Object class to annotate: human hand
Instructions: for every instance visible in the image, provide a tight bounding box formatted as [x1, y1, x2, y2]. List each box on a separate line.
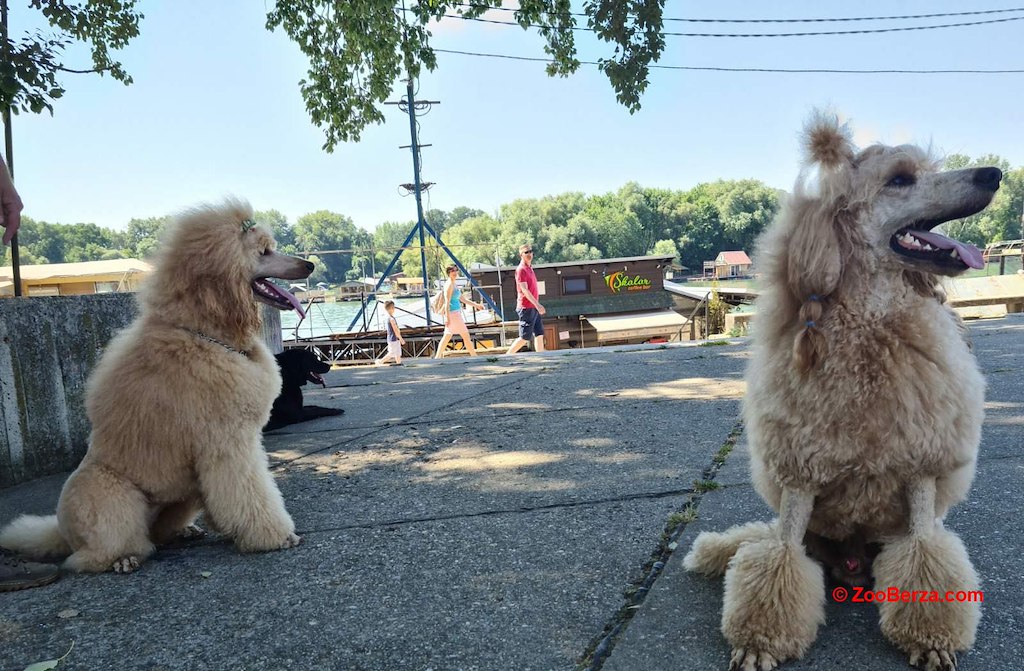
[0, 161, 23, 245]
[400, 338, 406, 345]
[538, 305, 546, 315]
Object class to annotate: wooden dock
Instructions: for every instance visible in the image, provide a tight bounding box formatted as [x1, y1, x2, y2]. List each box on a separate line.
[283, 321, 519, 364]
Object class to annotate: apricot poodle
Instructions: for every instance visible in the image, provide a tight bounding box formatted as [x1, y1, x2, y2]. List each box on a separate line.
[1, 200, 312, 573]
[684, 112, 999, 671]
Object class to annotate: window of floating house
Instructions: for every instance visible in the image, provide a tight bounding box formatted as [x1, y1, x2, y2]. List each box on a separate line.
[562, 276, 590, 295]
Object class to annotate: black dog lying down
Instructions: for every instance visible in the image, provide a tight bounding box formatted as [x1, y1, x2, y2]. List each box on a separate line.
[264, 349, 344, 431]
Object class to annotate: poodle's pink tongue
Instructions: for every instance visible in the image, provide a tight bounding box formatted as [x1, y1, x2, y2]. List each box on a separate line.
[283, 290, 306, 318]
[257, 280, 306, 318]
[911, 230, 985, 269]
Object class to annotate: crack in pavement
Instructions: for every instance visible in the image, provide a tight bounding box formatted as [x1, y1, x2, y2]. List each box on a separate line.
[580, 418, 746, 671]
[156, 486, 700, 555]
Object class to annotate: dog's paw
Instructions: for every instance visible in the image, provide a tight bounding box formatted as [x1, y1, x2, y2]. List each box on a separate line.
[729, 647, 779, 671]
[909, 648, 957, 671]
[280, 533, 301, 549]
[112, 556, 140, 574]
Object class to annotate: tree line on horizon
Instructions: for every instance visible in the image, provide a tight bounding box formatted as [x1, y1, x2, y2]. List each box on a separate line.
[5, 156, 1022, 285]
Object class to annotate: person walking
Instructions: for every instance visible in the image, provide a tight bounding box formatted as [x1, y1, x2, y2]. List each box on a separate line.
[505, 244, 545, 355]
[376, 301, 406, 365]
[434, 265, 485, 359]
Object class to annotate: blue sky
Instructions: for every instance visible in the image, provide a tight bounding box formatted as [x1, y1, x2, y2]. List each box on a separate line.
[7, 1, 1024, 232]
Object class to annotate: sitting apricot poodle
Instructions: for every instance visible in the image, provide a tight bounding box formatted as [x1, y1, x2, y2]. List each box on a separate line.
[0, 200, 312, 573]
[684, 112, 999, 671]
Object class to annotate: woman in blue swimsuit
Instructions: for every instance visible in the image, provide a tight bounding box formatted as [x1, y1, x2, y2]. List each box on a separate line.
[435, 265, 485, 359]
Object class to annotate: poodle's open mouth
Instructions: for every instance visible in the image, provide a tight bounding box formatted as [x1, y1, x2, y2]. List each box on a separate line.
[306, 370, 326, 387]
[889, 223, 984, 271]
[253, 279, 306, 318]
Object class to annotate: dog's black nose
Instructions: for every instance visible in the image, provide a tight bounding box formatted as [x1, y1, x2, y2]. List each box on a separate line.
[303, 260, 315, 272]
[972, 167, 1002, 192]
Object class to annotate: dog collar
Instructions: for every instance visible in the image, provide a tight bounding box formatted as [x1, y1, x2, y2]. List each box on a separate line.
[181, 327, 250, 358]
[241, 219, 256, 233]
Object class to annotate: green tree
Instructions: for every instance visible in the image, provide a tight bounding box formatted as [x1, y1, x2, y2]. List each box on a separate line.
[444, 213, 505, 266]
[1, 218, 119, 264]
[14, 217, 61, 263]
[706, 284, 727, 336]
[61, 222, 124, 262]
[398, 234, 445, 282]
[1, 1, 143, 116]
[293, 210, 371, 283]
[497, 192, 588, 261]
[447, 206, 485, 229]
[123, 216, 167, 259]
[3, 216, 48, 263]
[372, 219, 414, 274]
[1, 217, 46, 265]
[424, 208, 449, 233]
[254, 209, 295, 253]
[650, 238, 678, 263]
[266, 0, 664, 149]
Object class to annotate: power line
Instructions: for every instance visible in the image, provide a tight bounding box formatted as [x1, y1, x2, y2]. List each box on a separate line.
[433, 47, 1024, 75]
[443, 12, 1024, 37]
[447, 3, 1024, 24]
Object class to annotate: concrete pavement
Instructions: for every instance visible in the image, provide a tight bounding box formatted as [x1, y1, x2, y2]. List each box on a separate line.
[1, 315, 1020, 671]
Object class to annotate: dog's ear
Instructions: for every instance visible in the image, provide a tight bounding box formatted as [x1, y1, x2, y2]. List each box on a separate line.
[787, 198, 855, 373]
[802, 110, 855, 171]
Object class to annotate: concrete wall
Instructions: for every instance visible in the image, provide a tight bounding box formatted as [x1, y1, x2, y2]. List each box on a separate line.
[0, 294, 138, 488]
[0, 295, 285, 488]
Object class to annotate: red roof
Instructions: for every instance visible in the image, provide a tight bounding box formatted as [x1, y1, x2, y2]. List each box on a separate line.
[717, 251, 752, 265]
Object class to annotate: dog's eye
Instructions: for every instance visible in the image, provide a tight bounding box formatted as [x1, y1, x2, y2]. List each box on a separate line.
[886, 173, 916, 188]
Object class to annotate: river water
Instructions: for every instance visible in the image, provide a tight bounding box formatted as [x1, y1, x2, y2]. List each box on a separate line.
[279, 297, 498, 340]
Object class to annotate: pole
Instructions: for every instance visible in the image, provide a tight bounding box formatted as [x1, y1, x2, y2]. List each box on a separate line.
[496, 244, 505, 347]
[403, 77, 432, 327]
[1, 0, 21, 297]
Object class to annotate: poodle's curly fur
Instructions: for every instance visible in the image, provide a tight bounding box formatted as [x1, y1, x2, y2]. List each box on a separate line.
[0, 199, 313, 573]
[684, 112, 1000, 671]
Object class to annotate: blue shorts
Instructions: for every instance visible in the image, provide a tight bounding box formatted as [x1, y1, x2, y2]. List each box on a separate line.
[517, 307, 544, 339]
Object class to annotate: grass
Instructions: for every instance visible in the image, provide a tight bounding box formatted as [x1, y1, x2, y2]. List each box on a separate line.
[698, 340, 731, 347]
[712, 441, 734, 467]
[667, 507, 698, 530]
[693, 479, 721, 493]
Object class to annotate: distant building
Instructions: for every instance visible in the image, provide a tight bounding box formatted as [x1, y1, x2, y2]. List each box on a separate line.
[704, 251, 752, 279]
[393, 277, 425, 295]
[336, 279, 377, 300]
[471, 254, 686, 349]
[0, 259, 152, 297]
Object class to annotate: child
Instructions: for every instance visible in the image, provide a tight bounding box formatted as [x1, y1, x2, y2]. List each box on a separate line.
[377, 301, 406, 366]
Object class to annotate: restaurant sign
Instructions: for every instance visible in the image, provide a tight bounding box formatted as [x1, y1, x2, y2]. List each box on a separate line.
[605, 271, 652, 293]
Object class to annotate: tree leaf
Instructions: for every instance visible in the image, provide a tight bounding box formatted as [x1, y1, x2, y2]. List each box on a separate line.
[23, 661, 60, 671]
[23, 641, 74, 671]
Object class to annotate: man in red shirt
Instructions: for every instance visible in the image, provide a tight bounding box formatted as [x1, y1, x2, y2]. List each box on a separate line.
[506, 243, 546, 355]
